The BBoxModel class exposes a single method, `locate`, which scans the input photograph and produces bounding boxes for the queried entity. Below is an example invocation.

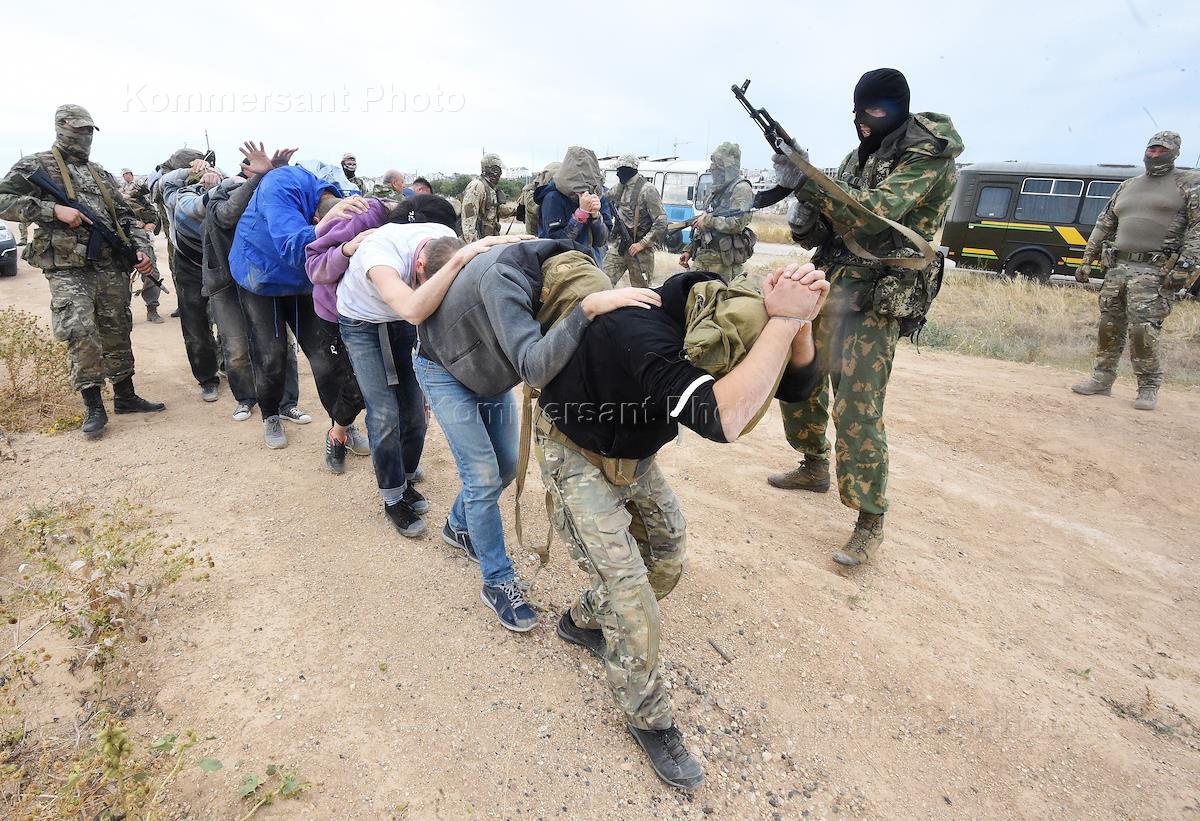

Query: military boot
[112,377,166,414]
[146,306,164,324]
[1133,387,1158,411]
[832,512,884,568]
[767,455,831,492]
[1071,378,1111,396]
[80,386,108,440]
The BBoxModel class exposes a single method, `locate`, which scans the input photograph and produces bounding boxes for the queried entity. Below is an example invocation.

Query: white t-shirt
[336,222,457,323]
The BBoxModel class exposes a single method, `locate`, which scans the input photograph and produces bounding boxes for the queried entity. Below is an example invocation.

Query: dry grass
[924,268,1200,386]
[751,213,793,245]
[0,309,80,434]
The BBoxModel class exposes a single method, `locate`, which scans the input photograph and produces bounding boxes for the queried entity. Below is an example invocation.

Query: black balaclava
[853,68,911,165]
[55,123,94,164]
[342,159,356,179]
[617,166,638,184]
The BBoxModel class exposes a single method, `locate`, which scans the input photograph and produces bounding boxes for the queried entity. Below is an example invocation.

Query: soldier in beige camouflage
[1071,132,1200,411]
[679,142,755,282]
[0,104,166,439]
[603,154,667,287]
[460,153,516,242]
[766,69,962,568]
[120,167,165,321]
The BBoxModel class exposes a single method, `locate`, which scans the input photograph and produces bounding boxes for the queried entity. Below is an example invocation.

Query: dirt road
[2,231,1198,819]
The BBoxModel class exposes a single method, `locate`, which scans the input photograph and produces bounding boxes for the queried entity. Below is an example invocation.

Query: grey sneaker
[232,402,254,422]
[280,406,312,424]
[201,382,219,403]
[263,415,288,449]
[346,423,371,456]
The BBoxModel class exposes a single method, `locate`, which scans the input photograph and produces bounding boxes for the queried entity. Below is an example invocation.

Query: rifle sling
[50,146,130,245]
[783,150,933,270]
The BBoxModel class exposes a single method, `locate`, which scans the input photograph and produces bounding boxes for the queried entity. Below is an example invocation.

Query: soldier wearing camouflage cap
[603,154,667,288]
[119,167,165,322]
[0,104,165,438]
[460,153,516,242]
[679,142,755,282]
[340,152,365,194]
[1072,131,1200,410]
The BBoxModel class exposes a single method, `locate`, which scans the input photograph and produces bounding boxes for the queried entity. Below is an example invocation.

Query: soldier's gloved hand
[1074,263,1093,283]
[772,139,809,191]
[787,200,820,240]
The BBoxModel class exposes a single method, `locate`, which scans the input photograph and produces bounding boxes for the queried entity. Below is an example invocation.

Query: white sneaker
[232,402,253,422]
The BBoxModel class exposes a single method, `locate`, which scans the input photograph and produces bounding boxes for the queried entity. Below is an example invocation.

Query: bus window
[694,173,713,208]
[1015,177,1083,223]
[662,172,695,207]
[1080,180,1121,225]
[975,186,1012,219]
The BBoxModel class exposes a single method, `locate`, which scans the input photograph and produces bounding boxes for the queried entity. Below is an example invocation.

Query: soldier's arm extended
[641,185,668,245]
[460,180,483,242]
[801,152,953,237]
[0,156,60,225]
[707,181,754,233]
[1081,181,1126,265]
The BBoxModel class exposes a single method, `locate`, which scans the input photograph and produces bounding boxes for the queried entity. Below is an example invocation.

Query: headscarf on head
[1145,131,1182,176]
[853,68,911,165]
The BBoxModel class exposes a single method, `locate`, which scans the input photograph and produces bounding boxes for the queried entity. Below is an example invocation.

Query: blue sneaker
[441,520,478,563]
[481,580,538,632]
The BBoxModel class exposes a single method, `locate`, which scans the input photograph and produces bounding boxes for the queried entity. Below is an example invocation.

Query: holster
[534,411,653,487]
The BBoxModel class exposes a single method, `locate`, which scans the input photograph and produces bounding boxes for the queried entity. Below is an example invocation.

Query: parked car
[0,223,17,277]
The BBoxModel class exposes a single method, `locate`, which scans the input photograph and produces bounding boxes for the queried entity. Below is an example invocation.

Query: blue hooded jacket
[230,166,340,296]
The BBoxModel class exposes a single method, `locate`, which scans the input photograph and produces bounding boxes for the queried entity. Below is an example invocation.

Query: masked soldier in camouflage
[0,104,165,439]
[341,152,365,194]
[1071,132,1200,411]
[603,154,668,288]
[460,153,516,242]
[766,68,962,568]
[679,142,755,282]
[121,167,165,323]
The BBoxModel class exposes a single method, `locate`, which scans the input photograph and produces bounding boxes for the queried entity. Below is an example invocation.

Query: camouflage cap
[55,103,98,130]
[1147,131,1182,152]
[616,153,640,170]
[121,167,133,174]
[341,152,356,161]
[481,152,503,172]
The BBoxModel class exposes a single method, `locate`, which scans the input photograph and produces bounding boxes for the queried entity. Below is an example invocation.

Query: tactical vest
[24,149,126,271]
[697,178,756,266]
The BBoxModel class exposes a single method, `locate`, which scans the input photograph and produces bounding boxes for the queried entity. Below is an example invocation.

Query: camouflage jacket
[1081,170,1200,269]
[0,151,155,272]
[702,179,754,236]
[608,176,668,247]
[460,177,516,242]
[120,176,157,225]
[796,112,962,276]
[368,183,405,203]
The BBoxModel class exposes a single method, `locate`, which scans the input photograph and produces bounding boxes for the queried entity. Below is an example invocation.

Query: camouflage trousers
[18,222,30,243]
[602,244,657,288]
[46,268,136,391]
[1091,261,1173,390]
[536,432,687,731]
[780,271,899,515]
[691,249,744,283]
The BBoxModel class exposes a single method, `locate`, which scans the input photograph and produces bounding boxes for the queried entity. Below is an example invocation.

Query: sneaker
[263,416,288,449]
[232,402,254,422]
[402,484,430,514]
[324,430,347,474]
[280,406,312,424]
[627,725,705,791]
[346,423,371,455]
[556,609,605,659]
[480,580,538,632]
[200,382,219,403]
[383,500,426,538]
[441,519,478,563]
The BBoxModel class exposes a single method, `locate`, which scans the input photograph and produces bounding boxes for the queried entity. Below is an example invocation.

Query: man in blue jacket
[230,165,364,453]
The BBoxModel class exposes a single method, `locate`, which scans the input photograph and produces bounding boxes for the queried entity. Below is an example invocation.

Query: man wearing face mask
[767,68,962,569]
[0,104,164,439]
[341,153,365,195]
[679,142,755,282]
[461,153,516,243]
[603,155,667,287]
[1071,132,1200,411]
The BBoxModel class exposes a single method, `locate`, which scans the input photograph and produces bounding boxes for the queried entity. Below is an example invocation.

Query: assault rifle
[667,207,752,233]
[26,166,166,289]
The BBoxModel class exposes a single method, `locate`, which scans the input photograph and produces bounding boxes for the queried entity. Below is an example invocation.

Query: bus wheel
[1006,251,1052,282]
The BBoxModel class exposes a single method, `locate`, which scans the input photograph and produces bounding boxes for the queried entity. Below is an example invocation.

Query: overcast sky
[3,0,1197,177]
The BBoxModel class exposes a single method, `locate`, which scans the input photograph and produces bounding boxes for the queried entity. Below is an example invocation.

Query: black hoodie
[538,272,819,459]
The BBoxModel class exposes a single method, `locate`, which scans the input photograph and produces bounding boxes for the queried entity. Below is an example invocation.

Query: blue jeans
[413,354,518,587]
[340,316,427,500]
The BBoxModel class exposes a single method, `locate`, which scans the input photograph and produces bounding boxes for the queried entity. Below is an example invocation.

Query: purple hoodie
[304,198,391,322]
